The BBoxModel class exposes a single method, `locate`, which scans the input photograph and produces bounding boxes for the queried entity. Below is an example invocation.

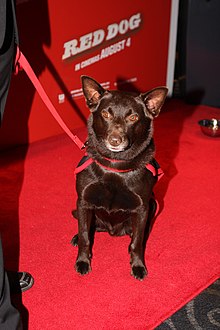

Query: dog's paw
[71,234,78,246]
[75,261,91,275]
[131,265,148,281]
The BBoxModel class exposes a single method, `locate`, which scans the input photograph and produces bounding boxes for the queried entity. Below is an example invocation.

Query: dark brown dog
[72,76,168,280]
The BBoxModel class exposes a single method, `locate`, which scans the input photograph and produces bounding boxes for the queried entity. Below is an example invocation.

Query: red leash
[14,47,85,150]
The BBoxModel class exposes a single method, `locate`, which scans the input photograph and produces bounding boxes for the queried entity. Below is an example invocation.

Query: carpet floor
[0,99,220,329]
[157,278,220,329]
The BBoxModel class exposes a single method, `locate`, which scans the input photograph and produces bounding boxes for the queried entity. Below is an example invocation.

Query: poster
[1,0,173,147]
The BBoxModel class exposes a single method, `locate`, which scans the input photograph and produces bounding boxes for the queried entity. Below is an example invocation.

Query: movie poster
[1,0,172,146]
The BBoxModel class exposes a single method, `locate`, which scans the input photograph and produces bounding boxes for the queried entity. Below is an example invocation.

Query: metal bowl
[198,118,220,137]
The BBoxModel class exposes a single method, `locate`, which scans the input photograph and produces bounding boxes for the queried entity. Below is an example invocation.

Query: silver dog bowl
[198,118,220,137]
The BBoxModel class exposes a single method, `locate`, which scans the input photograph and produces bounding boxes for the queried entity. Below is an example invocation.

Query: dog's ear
[81,76,106,110]
[141,87,168,117]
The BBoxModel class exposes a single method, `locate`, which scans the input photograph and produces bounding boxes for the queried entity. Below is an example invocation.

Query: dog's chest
[83,173,141,212]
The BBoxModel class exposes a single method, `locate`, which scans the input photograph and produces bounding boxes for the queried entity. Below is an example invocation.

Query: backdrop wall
[0,0,172,149]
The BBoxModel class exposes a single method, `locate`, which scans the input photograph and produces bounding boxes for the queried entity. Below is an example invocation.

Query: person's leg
[0,0,16,124]
[0,238,22,330]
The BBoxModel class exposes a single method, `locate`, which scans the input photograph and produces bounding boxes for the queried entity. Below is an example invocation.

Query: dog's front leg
[130,207,148,280]
[75,206,93,275]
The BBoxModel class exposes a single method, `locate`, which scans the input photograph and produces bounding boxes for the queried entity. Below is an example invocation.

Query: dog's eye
[101,110,111,119]
[128,114,139,122]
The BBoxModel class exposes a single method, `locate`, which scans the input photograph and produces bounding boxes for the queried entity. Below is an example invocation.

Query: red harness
[74,155,163,218]
[74,155,163,179]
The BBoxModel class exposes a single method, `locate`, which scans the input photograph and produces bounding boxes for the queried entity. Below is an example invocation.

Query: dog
[71,76,168,280]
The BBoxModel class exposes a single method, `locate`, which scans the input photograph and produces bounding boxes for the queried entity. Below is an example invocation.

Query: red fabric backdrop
[0,0,171,149]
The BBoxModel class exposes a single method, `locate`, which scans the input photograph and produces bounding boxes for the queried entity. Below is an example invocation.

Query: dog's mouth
[105,134,130,152]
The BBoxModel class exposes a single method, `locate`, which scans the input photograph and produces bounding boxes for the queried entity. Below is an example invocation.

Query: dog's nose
[108,134,122,147]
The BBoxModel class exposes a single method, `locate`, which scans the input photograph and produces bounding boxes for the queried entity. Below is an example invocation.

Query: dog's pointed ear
[141,87,168,117]
[81,76,106,111]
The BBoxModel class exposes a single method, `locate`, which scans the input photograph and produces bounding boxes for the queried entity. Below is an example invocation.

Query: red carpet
[0,99,220,329]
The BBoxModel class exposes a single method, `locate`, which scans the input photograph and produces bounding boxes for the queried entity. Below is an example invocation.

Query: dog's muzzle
[105,133,129,152]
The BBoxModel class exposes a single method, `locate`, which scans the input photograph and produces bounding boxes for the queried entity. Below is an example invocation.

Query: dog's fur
[72,76,168,280]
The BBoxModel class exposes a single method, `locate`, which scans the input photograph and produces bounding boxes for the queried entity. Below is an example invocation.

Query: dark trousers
[0,0,17,124]
[0,238,21,330]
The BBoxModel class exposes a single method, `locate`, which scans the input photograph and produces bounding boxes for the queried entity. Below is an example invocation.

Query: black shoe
[7,271,34,294]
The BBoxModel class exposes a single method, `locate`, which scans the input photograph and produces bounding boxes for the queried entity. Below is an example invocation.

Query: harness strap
[14,47,85,150]
[94,160,133,173]
[146,163,163,180]
[74,155,164,179]
[74,157,93,175]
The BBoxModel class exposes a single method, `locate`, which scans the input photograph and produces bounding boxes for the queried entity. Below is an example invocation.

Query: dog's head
[81,76,168,158]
